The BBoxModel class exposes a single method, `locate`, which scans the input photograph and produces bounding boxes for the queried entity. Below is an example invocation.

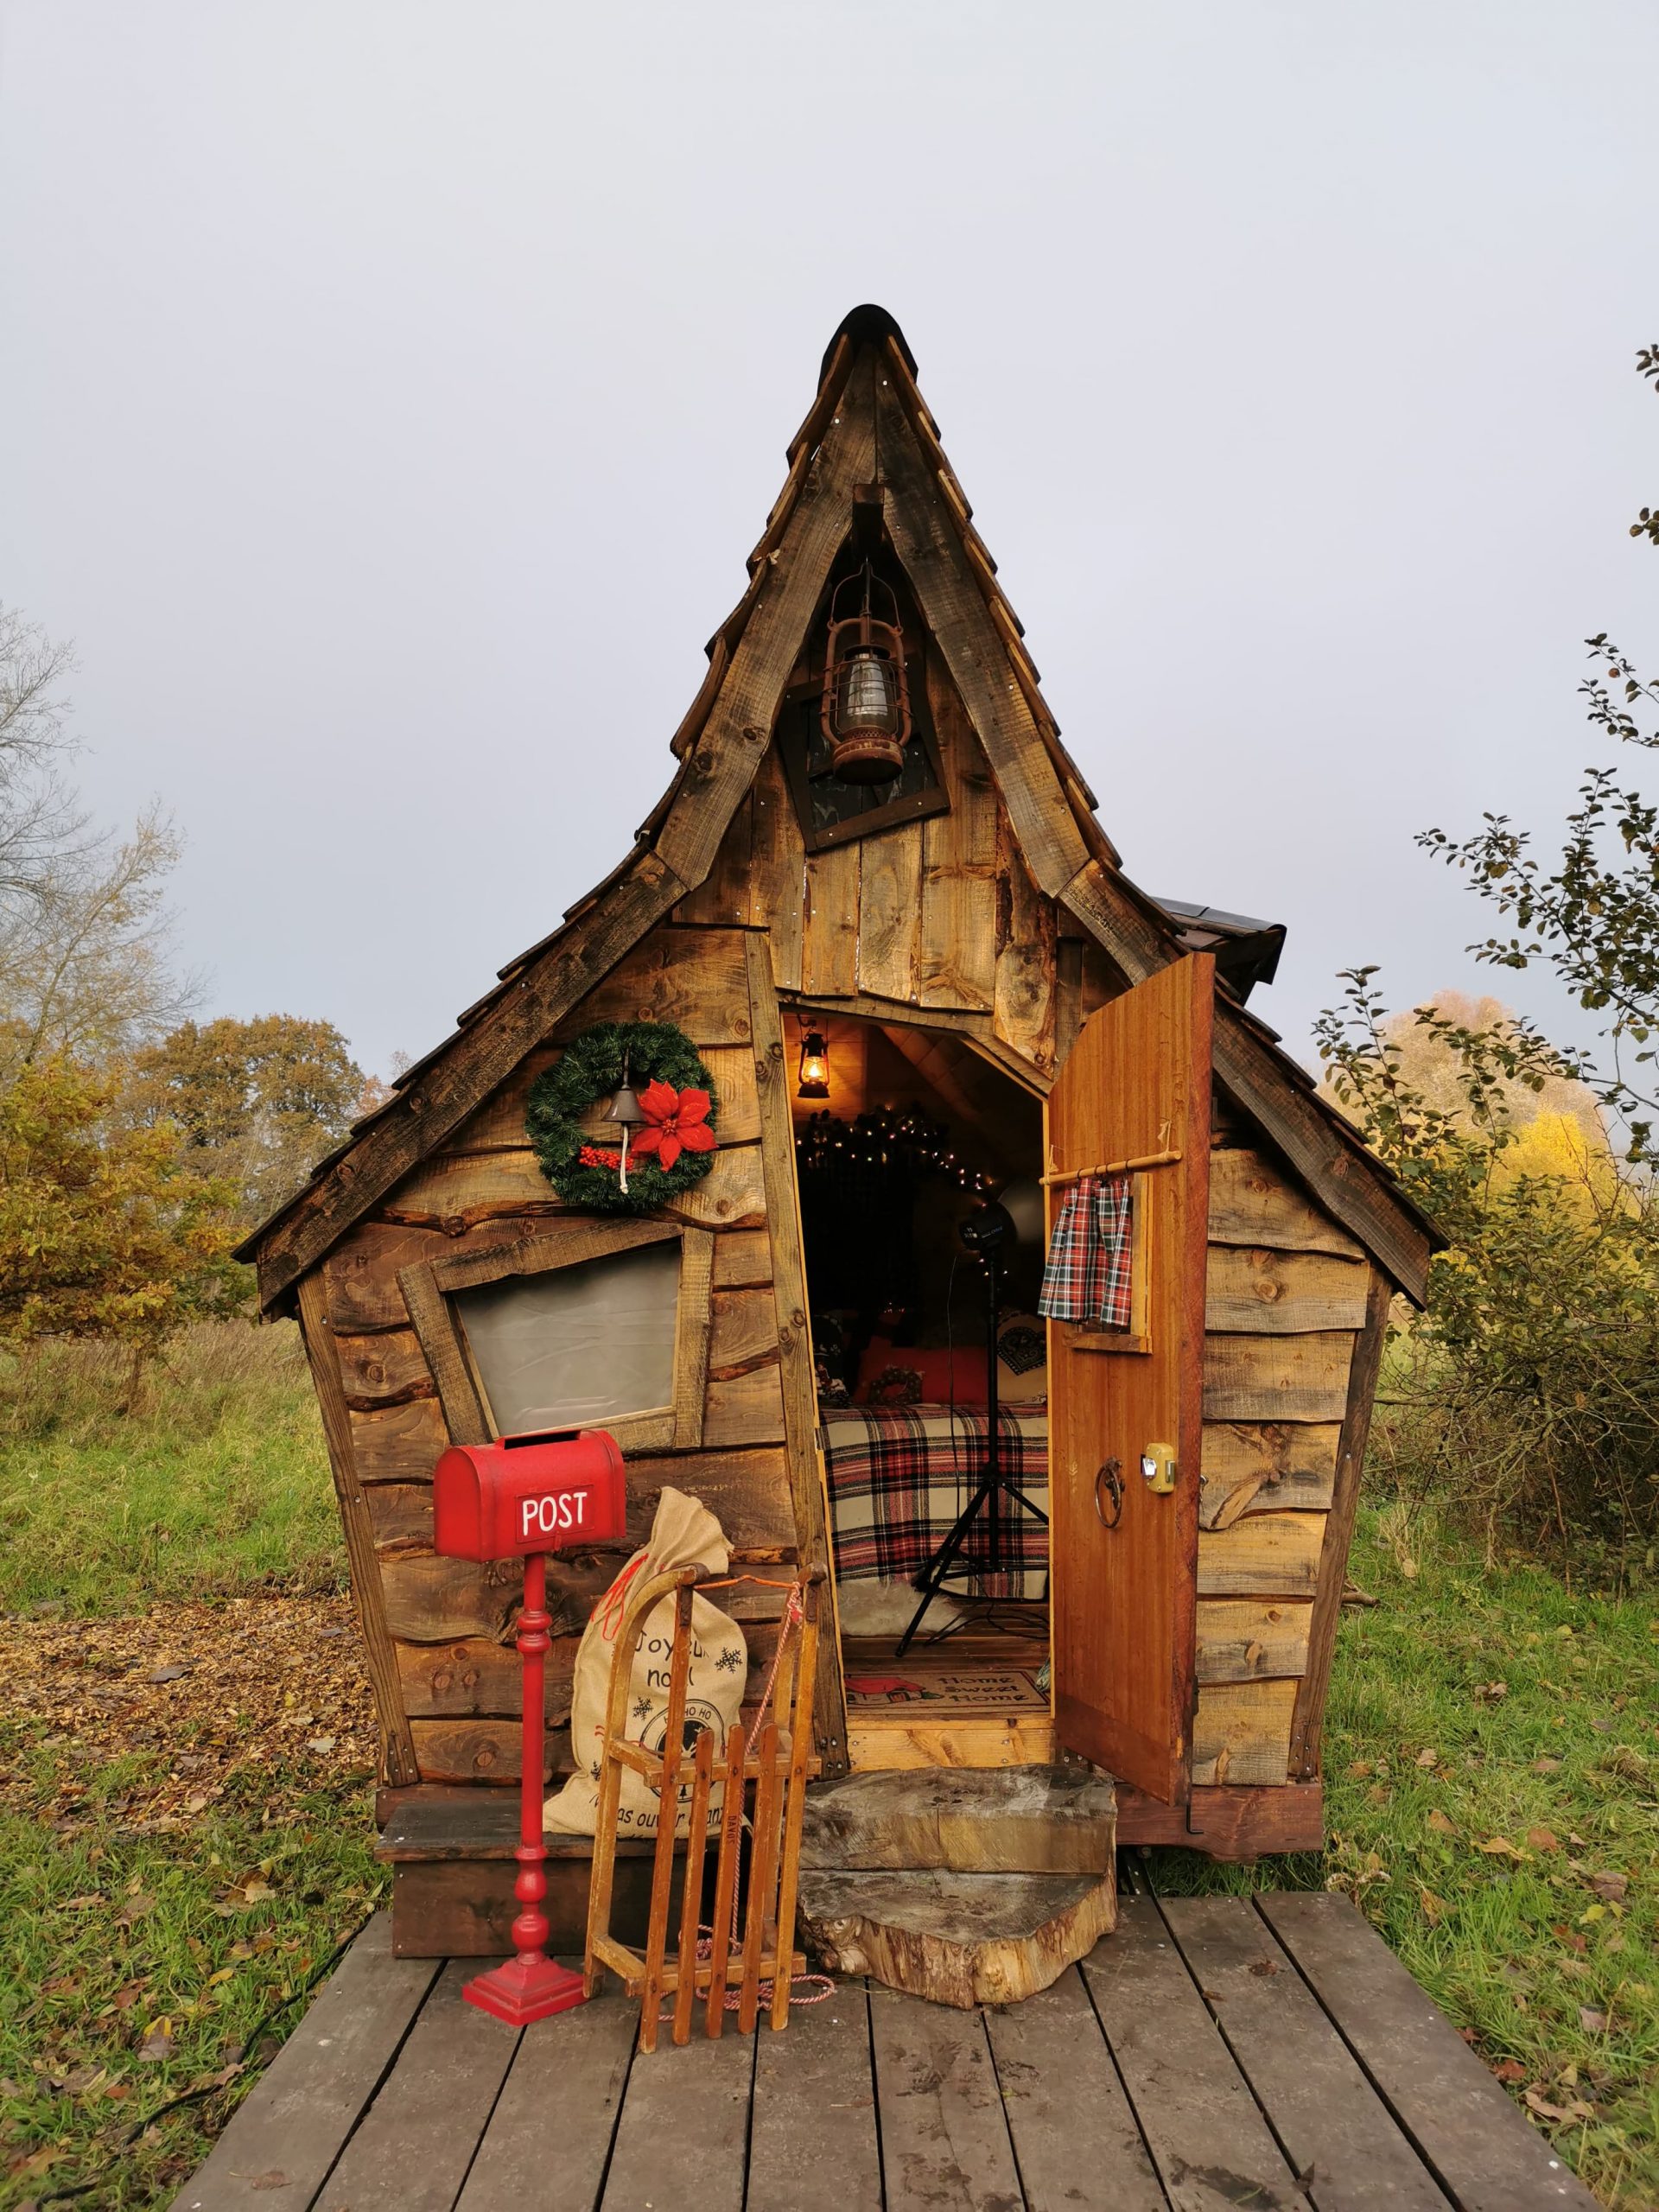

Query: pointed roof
[239,307,1438,1310]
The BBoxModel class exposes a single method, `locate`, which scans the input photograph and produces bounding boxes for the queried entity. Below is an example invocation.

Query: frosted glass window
[454,1242,680,1436]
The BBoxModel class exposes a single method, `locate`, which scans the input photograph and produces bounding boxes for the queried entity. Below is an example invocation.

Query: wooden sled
[583,1562,825,2051]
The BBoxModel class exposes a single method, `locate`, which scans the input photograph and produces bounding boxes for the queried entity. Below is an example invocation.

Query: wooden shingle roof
[239,306,1438,1312]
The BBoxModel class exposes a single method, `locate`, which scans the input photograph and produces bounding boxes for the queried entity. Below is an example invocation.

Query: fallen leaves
[1588,1871,1629,1904]
[1419,1886,1448,1925]
[1474,1680,1509,1704]
[1525,1827,1560,1853]
[1427,1808,1459,1837]
[0,1593,375,1833]
[1477,1836,1529,1860]
[1491,2056,1529,2084]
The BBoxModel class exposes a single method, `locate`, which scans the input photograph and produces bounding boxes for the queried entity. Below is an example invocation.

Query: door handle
[1094,1459,1123,1529]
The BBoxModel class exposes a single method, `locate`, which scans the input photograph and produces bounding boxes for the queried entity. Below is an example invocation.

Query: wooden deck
[172,1872,1596,2212]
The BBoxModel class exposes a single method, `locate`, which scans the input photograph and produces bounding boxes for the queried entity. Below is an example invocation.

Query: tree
[1419,346,1659,1154]
[127,1014,372,1224]
[1316,971,1659,1560]
[0,805,194,1087]
[0,605,86,901]
[0,1053,238,1349]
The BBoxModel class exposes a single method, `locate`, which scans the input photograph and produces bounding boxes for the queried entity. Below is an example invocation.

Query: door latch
[1141,1442,1177,1495]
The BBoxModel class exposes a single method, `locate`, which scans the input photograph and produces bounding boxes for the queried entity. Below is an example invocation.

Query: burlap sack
[543,1486,747,1841]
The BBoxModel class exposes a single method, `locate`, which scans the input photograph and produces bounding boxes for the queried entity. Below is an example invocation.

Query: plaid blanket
[1039,1171,1134,1328]
[823,1403,1049,1599]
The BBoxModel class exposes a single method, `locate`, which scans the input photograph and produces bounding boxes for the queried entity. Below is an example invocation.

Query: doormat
[843,1665,1048,1710]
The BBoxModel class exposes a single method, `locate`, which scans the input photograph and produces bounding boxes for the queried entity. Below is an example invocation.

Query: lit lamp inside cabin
[820,563,912,785]
[797,1030,830,1099]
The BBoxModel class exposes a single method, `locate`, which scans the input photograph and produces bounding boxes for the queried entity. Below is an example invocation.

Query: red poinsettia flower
[628,1078,715,1173]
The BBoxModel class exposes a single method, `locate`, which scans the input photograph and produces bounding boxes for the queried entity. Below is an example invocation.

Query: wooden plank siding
[1191,1142,1376,1795]
[301,924,819,1789]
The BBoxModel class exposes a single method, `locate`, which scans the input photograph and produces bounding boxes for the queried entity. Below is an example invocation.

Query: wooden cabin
[239,305,1436,1961]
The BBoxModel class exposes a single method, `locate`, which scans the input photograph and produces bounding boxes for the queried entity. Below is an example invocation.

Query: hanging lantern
[603,1058,647,1192]
[819,563,912,785]
[797,1030,830,1099]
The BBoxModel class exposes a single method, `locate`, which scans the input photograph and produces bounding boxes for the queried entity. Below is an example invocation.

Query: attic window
[778,676,949,853]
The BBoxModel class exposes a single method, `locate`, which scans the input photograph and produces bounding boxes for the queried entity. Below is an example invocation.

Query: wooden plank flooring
[174,1884,1600,2212]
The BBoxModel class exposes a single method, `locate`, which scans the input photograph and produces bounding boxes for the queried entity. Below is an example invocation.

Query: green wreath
[525,1020,721,1215]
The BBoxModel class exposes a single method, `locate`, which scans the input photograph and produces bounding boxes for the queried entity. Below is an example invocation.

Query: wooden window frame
[1058,1168,1153,1357]
[397,1218,715,1452]
[775,683,951,854]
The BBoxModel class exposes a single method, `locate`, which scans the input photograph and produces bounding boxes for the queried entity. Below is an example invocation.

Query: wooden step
[799,1866,1117,2008]
[801,1763,1116,1874]
[376,1791,677,1959]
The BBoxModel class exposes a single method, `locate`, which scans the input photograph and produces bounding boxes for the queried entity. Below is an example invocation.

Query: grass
[0,1325,1654,2206]
[1159,1497,1659,2210]
[0,1325,344,1612]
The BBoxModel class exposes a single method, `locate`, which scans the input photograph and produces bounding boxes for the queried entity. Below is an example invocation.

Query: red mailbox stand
[432,1428,626,2026]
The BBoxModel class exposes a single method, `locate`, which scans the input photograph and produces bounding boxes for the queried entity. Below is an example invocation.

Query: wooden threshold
[848,1713,1058,1770]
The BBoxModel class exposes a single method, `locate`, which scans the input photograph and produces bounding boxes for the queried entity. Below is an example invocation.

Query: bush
[1318,976,1659,1567]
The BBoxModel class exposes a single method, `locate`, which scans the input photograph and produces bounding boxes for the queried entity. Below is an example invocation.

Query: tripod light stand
[895,1179,1047,1658]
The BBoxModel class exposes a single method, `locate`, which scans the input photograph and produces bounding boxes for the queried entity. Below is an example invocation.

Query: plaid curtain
[1038,1172,1135,1328]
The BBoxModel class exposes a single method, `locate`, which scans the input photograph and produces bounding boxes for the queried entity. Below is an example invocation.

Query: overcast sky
[2,2,1655,1082]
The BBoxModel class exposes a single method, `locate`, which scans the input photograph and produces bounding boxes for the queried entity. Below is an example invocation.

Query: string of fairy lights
[794,1106,996,1194]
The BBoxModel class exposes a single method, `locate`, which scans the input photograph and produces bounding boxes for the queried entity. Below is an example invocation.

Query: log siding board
[1191,1679,1300,1787]
[748,746,806,992]
[368,1447,797,1560]
[380,1140,766,1236]
[992,805,1058,1078]
[351,1396,448,1483]
[917,652,998,1011]
[441,1039,761,1155]
[1199,1421,1341,1528]
[1202,1331,1355,1424]
[1205,1245,1370,1336]
[856,820,924,1004]
[1194,1599,1313,1685]
[1208,1148,1368,1259]
[296,1274,419,1786]
[1290,1267,1395,1781]
[745,931,849,1772]
[1198,1512,1327,1599]
[802,840,861,999]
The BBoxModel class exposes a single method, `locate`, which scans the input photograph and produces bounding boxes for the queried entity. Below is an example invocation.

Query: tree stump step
[798,1866,1117,2008]
[800,1763,1116,1875]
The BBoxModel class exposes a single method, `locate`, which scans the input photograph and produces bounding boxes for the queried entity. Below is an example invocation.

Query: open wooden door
[1046,954,1212,1803]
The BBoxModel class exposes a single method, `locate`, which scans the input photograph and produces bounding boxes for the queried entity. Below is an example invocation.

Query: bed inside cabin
[785,1011,1055,1729]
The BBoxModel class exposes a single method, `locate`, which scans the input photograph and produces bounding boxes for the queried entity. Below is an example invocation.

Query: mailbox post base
[463,1955,588,2027]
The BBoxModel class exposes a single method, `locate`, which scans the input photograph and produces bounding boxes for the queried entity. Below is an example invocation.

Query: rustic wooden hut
[238,305,1437,1961]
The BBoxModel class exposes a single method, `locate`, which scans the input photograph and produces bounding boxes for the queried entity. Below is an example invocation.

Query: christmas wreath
[525,1020,721,1215]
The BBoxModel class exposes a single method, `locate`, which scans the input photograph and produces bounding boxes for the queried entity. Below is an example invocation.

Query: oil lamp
[797,1030,830,1099]
[819,562,911,784]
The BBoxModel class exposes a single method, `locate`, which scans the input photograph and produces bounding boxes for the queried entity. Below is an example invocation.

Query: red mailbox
[434,1428,626,1561]
[430,1427,626,2028]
